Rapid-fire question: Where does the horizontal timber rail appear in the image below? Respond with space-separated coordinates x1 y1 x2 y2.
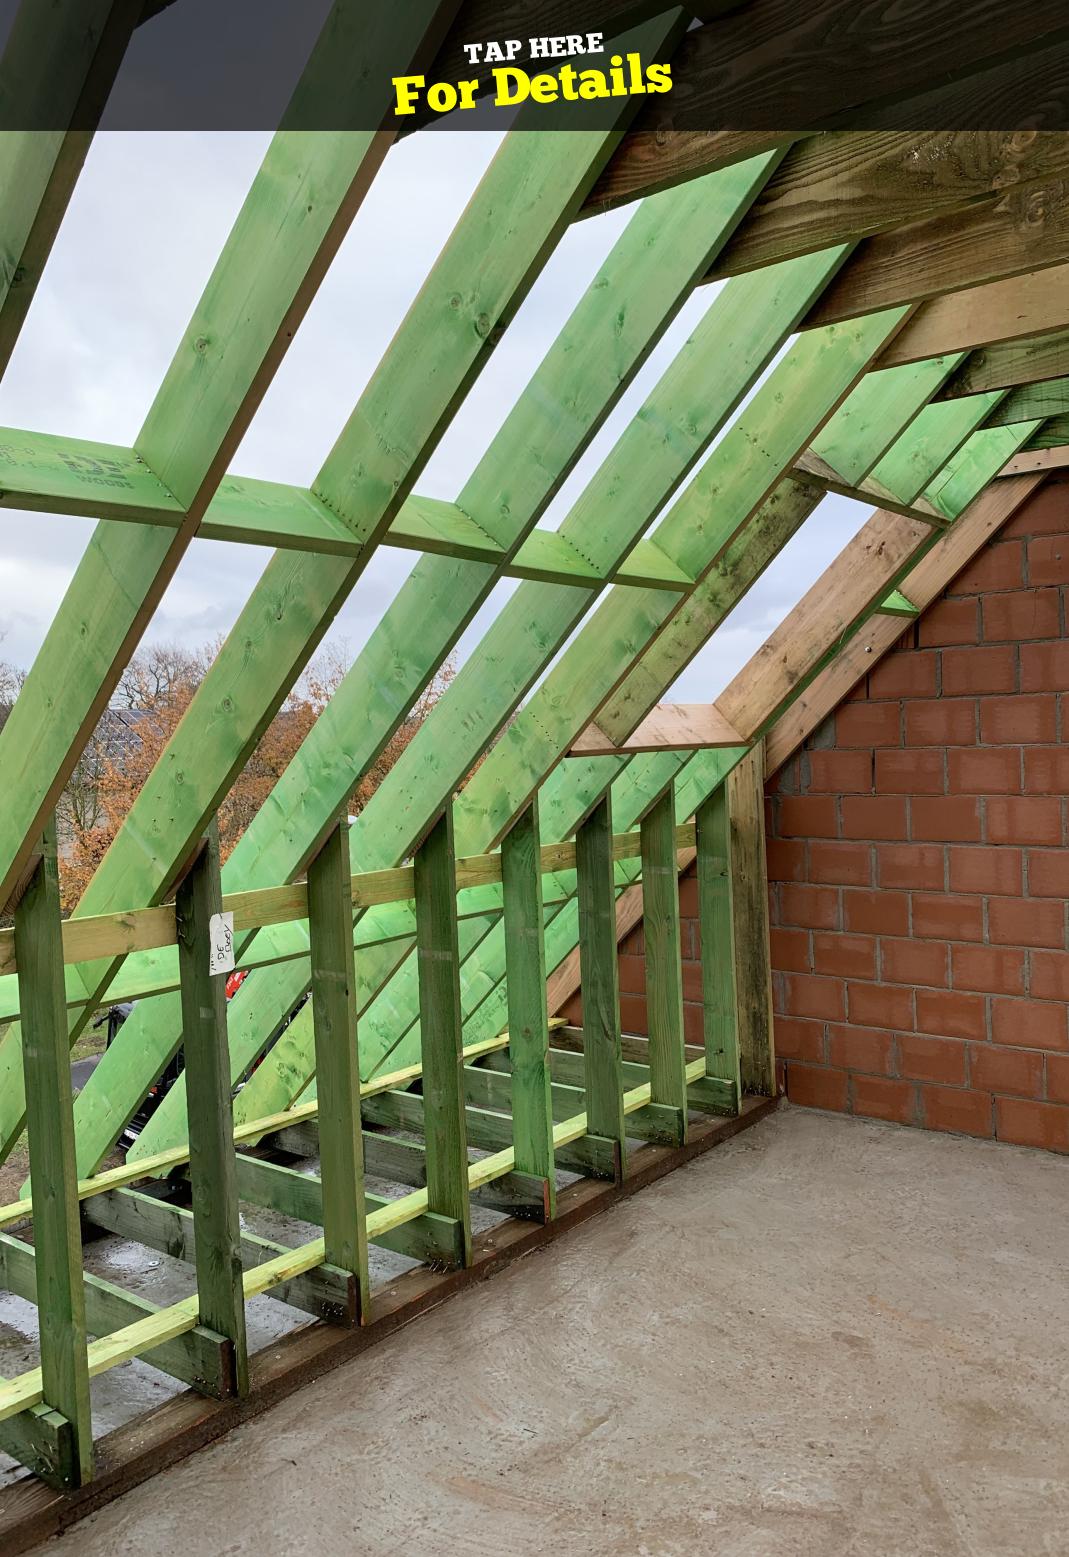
0 778 772 1503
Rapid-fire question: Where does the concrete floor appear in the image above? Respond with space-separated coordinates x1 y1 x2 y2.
33 1106 1069 1556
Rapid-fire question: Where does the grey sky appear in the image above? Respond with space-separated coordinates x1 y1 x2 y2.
0 131 864 700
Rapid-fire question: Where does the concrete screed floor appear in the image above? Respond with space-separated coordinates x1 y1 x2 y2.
31 1104 1069 1556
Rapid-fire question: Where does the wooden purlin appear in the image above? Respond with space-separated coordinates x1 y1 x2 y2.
77 139 781 1176
0 0 456 918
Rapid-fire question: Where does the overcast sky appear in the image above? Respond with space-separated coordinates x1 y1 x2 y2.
0 131 864 702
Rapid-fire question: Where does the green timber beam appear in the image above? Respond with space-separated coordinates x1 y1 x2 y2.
81 111 773 1175
937 329 1069 398
0 0 454 917
982 377 1069 426
0 0 143 376
224 244 870 1122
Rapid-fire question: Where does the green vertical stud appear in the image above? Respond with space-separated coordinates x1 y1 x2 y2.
413 808 472 1267
12 817 92 1488
176 822 249 1396
692 786 741 1116
500 800 556 1220
307 816 370 1321
727 744 777 1097
639 785 688 1145
575 794 625 1178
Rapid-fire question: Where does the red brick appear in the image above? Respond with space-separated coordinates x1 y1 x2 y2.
786 1062 849 1113
678 875 698 918
841 796 908 841
781 973 845 1022
773 1015 825 1063
991 997 1067 1051
835 702 901 748
898 1033 967 1086
780 883 840 931
969 1043 1044 1099
980 695 1057 745
847 980 914 1029
915 988 987 1042
618 954 646 995
951 944 1025 997
988 896 1065 950
1031 950 1069 1003
806 750 873 794
996 1097 1069 1153
876 748 944 795
1003 481 1069 538
868 650 938 699
1026 851 1069 898
1020 641 1069 692
982 587 1060 642
905 699 976 746
779 795 838 838
851 1074 917 1125
807 841 872 887
881 937 947 988
918 597 979 647
950 539 1025 594
877 843 944 891
941 646 1015 696
827 1023 895 1076
1046 1054 1069 1104
770 928 810 974
812 932 877 980
920 1086 993 1139
911 795 982 843
912 892 984 941
1027 534 1069 587
843 889 909 937
946 747 1021 795
986 796 1063 846
619 993 647 1035
765 837 807 884
683 1001 704 1046
948 846 1022 896
1023 748 1069 795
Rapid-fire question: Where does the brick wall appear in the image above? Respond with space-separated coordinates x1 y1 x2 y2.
764 472 1069 1150
561 474 1069 1152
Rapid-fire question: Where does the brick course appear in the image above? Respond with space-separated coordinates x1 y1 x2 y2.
562 476 1069 1156
761 473 1069 1151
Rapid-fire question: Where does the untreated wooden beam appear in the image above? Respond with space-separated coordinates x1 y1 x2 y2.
999 443 1069 475
570 704 747 756
763 472 1047 773
877 263 1069 366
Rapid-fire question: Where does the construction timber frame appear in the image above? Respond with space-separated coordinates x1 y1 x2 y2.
1 0 1069 1542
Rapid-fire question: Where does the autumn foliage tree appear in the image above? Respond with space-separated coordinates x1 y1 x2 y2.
57 639 454 911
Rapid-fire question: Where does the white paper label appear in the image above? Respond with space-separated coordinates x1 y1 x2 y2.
208 911 235 976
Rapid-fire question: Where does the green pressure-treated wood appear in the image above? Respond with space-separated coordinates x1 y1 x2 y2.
1026 413 1069 448
694 787 740 1100
126 147 786 1163
0 0 143 371
878 588 919 617
500 802 556 1215
176 827 248 1397
0 1400 77 1490
306 819 368 1317
414 810 472 1264
809 353 964 483
0 1233 233 1397
983 377 1069 427
13 819 91 1488
83 1187 359 1326
0 33 431 928
78 47 710 1177
727 747 776 1097
863 392 1004 506
938 330 1069 399
637 786 687 1144
575 796 625 1174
